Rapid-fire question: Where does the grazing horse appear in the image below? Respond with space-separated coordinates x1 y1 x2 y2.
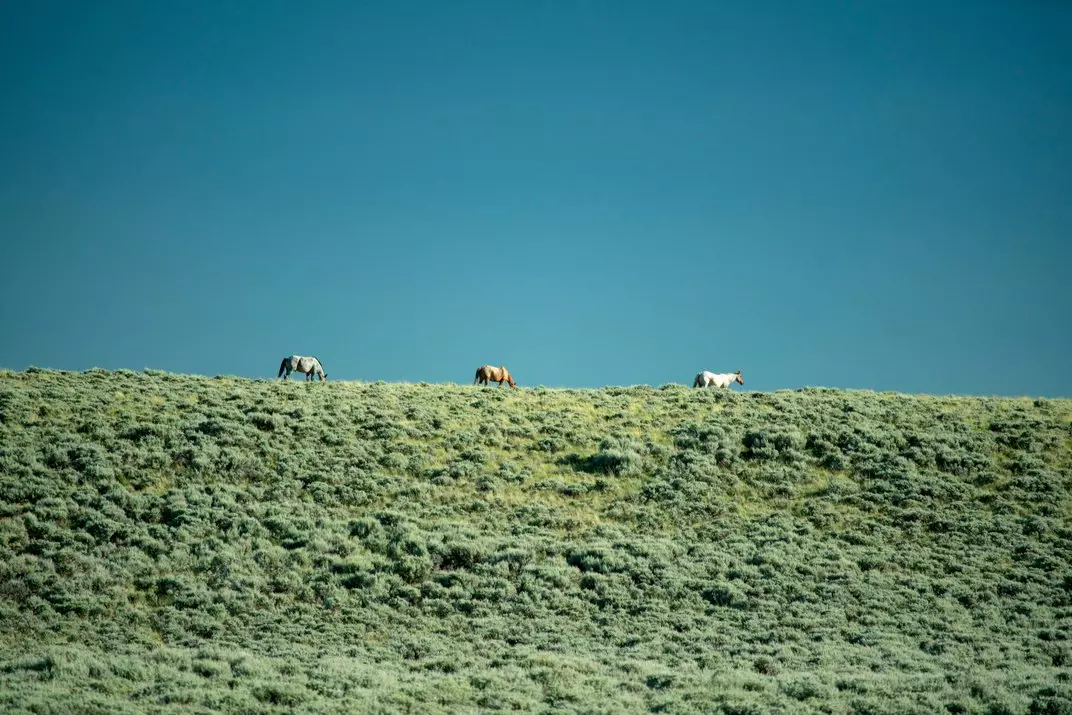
474 365 516 388
277 355 327 381
693 370 743 389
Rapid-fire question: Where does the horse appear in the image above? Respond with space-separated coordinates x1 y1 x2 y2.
474 365 516 388
277 355 327 381
693 370 743 389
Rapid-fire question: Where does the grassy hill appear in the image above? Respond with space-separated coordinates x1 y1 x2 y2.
0 368 1070 714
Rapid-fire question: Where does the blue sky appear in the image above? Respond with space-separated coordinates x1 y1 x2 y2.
2 1 1070 395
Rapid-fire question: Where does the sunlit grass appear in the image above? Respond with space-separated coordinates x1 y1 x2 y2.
0 368 1069 713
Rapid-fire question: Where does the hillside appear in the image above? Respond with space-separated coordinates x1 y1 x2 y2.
0 368 1070 714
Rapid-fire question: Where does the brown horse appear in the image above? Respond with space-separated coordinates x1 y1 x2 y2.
474 365 516 388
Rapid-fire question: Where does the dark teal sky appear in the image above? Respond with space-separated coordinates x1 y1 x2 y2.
2 1 1070 395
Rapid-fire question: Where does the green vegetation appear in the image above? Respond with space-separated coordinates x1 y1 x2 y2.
1 368 1070 714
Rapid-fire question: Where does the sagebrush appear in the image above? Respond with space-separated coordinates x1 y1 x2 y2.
1 369 1070 713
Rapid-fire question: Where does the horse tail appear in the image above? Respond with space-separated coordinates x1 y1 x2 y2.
277 358 287 379
474 367 481 384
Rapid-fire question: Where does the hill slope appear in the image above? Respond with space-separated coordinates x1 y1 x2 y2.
1 369 1070 713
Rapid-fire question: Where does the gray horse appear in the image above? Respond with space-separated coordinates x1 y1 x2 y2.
277 355 327 381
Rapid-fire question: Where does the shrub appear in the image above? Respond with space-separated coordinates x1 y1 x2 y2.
701 582 746 609
805 434 847 470
1 370 1069 714
567 435 646 477
248 412 282 432
743 430 803 463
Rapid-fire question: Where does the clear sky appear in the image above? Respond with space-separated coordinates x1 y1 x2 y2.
2 1 1070 395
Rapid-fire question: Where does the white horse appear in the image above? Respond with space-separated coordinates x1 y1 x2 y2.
693 370 743 389
277 355 327 381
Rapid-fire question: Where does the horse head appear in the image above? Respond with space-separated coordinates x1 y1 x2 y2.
734 370 744 386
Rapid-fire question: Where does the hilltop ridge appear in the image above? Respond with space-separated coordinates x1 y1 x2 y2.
1 368 1070 713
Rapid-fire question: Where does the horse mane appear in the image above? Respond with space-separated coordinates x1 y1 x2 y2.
312 356 325 372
